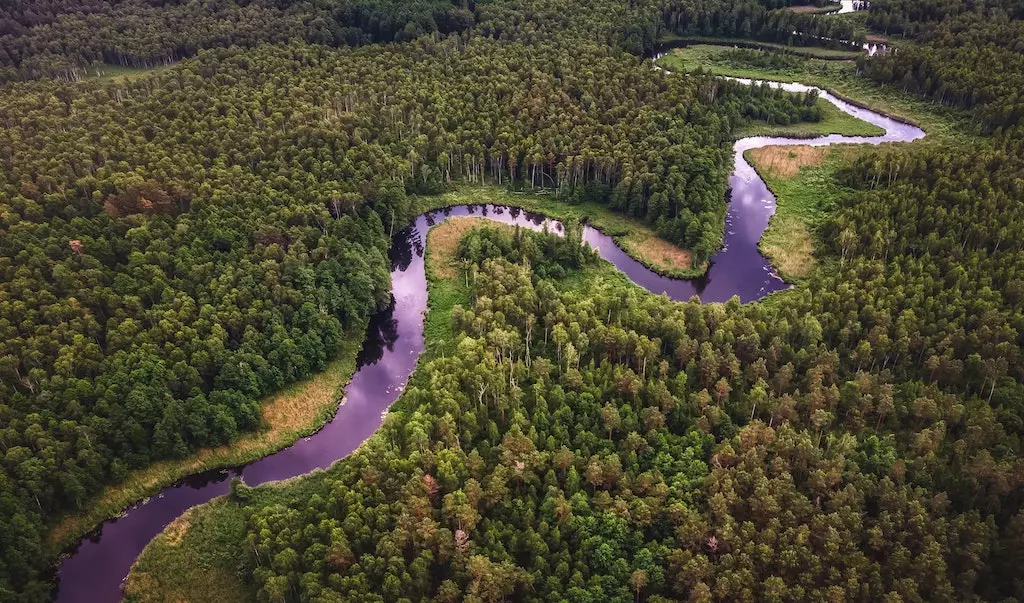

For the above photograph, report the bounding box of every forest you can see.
[0,0,480,80]
[1,0,1023,600]
[0,1,830,598]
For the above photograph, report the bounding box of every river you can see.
[52,68,924,602]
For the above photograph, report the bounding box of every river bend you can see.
[53,74,924,601]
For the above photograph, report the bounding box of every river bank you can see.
[55,66,925,602]
[47,321,367,559]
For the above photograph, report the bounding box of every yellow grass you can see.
[48,322,367,553]
[761,215,815,278]
[159,508,195,547]
[123,499,250,603]
[747,145,831,178]
[622,234,692,272]
[125,566,244,603]
[747,144,865,281]
[427,217,518,280]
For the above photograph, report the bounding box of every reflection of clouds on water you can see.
[57,58,922,603]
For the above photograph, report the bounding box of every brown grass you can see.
[761,215,815,278]
[747,145,830,178]
[48,327,364,551]
[427,217,517,279]
[622,234,692,272]
[124,566,244,603]
[159,508,196,548]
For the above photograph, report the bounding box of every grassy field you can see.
[47,320,368,556]
[124,499,251,603]
[784,2,841,13]
[657,44,971,142]
[747,144,863,280]
[422,218,504,357]
[659,35,862,59]
[415,186,703,278]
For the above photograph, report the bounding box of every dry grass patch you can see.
[49,325,365,552]
[623,234,692,272]
[761,215,815,278]
[125,498,252,603]
[124,564,245,603]
[748,145,831,178]
[160,512,193,548]
[427,217,517,280]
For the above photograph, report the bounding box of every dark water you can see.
[53,80,923,602]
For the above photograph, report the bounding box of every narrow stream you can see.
[53,70,923,602]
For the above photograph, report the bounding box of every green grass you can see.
[48,321,368,558]
[422,218,488,360]
[657,44,972,143]
[415,185,705,278]
[783,2,842,14]
[125,499,251,603]
[659,34,863,59]
[746,144,863,280]
[81,63,173,83]
[734,95,885,138]
[125,454,355,602]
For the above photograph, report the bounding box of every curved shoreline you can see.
[46,343,363,556]
[53,73,924,601]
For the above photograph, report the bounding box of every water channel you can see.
[54,60,923,603]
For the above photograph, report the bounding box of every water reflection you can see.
[355,297,400,368]
[54,66,924,603]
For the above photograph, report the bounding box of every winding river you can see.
[53,68,924,602]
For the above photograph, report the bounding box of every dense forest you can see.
[654,0,867,51]
[0,0,869,81]
[1,0,1023,599]
[0,0,479,80]
[181,0,1024,600]
[0,0,832,597]
[861,0,1024,132]
[231,200,1024,600]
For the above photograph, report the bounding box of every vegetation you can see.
[747,144,862,279]
[654,1,869,51]
[783,2,841,14]
[124,499,251,603]
[860,0,1024,134]
[417,187,700,277]
[123,218,492,603]
[659,35,863,58]
[143,189,1024,599]
[0,1,834,596]
[2,0,1024,600]
[79,63,174,83]
[657,42,971,141]
[48,321,367,554]
[0,0,480,81]
[732,93,885,137]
